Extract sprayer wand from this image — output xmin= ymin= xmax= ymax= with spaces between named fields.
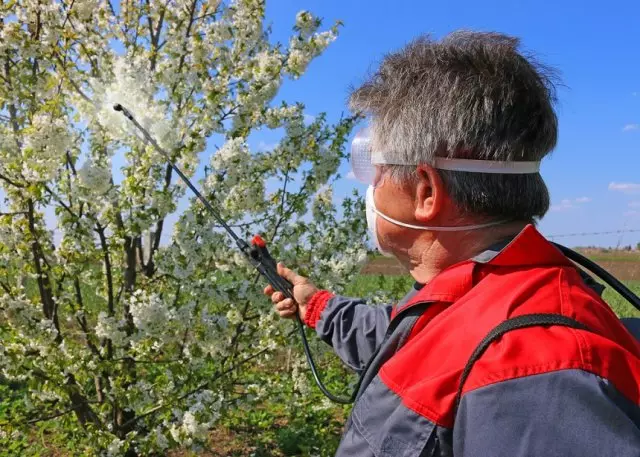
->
xmin=113 ymin=103 xmax=356 ymax=404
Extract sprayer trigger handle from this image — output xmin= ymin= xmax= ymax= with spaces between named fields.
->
xmin=250 ymin=235 xmax=294 ymax=297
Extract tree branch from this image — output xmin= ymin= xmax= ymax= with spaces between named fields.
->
xmin=270 ymin=167 xmax=291 ymax=241
xmin=72 ymin=278 xmax=102 ymax=358
xmin=65 ymin=373 xmax=103 ymax=428
xmin=145 ymin=164 xmax=172 ymax=276
xmin=44 ymin=185 xmax=80 ymax=219
xmin=26 ymin=199 xmax=57 ymax=330
xmin=96 ymin=225 xmax=115 ymax=317
xmin=0 ymin=279 xmax=14 ymax=298
xmin=0 ymin=172 xmax=25 ymax=189
xmin=168 ymin=0 xmax=198 ymax=97
xmin=26 ymin=405 xmax=78 ymax=425
xmin=121 ymin=345 xmax=274 ymax=429
xmin=95 ymin=224 xmax=115 ymax=360
xmin=29 ymin=7 xmax=42 ymax=111
xmin=60 ymin=0 xmax=76 ymax=29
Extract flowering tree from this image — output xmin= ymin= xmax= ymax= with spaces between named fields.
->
xmin=0 ymin=1 xmax=368 ymax=454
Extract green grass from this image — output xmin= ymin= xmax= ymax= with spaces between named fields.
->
xmin=347 ymin=274 xmax=640 ymax=319
xmin=602 ymin=280 xmax=640 ymax=318
xmin=580 ymin=253 xmax=640 ymax=263
xmin=343 ymin=274 xmax=414 ymax=299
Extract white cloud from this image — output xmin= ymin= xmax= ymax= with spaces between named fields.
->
xmin=551 ymin=199 xmax=575 ymax=212
xmin=622 ymin=124 xmax=640 ymax=132
xmin=550 ymin=197 xmax=591 ymax=212
xmin=608 ymin=182 xmax=640 ymax=193
xmin=304 ymin=114 xmax=316 ymax=125
xmin=624 ymin=210 xmax=640 ymax=217
xmin=629 ymin=201 xmax=640 ymax=208
xmin=633 ymin=92 xmax=639 ymax=97
xmin=346 ymin=170 xmax=356 ymax=180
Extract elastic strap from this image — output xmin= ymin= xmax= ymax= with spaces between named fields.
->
xmin=371 ymin=154 xmax=541 ymax=174
xmin=453 ymin=313 xmax=591 ymax=415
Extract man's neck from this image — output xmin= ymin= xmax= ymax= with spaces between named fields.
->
xmin=405 ymin=221 xmax=529 ymax=284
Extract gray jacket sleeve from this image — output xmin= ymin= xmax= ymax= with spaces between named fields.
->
xmin=454 ymin=369 xmax=640 ymax=457
xmin=315 ymin=295 xmax=392 ymax=372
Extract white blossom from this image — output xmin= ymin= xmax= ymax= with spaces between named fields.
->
xmin=78 ymin=159 xmax=112 ymax=194
xmin=106 ymin=438 xmax=124 ymax=457
xmin=182 ymin=411 xmax=209 ymax=439
xmin=295 ymin=11 xmax=318 ymax=36
xmin=211 ymin=137 xmax=249 ymax=169
xmin=88 ymin=56 xmax=175 ymax=152
xmin=128 ymin=290 xmax=170 ymax=337
xmin=21 ymin=114 xmax=72 ymax=182
xmin=95 ymin=313 xmax=127 ymax=347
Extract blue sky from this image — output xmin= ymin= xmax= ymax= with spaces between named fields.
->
xmin=16 ymin=1 xmax=637 ymax=248
xmin=256 ymin=0 xmax=640 ymax=248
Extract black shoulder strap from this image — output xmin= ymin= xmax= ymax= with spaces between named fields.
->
xmin=453 ymin=313 xmax=591 ymax=415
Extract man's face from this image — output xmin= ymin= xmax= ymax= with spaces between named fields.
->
xmin=371 ymin=164 xmax=451 ymax=261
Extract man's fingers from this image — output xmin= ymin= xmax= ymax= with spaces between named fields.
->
xmin=264 ymin=285 xmax=274 ymax=296
xmin=278 ymin=308 xmax=296 ymax=317
xmin=275 ymin=298 xmax=296 ymax=314
xmin=271 ymin=292 xmax=285 ymax=304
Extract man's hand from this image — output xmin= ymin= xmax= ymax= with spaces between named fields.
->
xmin=263 ymin=263 xmax=318 ymax=320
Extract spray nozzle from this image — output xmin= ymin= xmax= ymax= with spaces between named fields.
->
xmin=113 ymin=103 xmax=123 ymax=112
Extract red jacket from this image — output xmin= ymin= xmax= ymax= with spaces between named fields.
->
xmin=304 ymin=224 xmax=640 ymax=456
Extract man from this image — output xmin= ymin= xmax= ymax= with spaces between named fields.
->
xmin=264 ymin=31 xmax=640 ymax=456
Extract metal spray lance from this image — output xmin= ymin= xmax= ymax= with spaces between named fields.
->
xmin=113 ymin=103 xmax=358 ymax=404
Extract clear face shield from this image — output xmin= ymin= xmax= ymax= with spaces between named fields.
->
xmin=350 ymin=127 xmax=542 ymax=185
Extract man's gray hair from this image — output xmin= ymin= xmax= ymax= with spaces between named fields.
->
xmin=349 ymin=31 xmax=559 ymax=222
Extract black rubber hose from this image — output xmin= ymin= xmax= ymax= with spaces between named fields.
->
xmin=552 ymin=242 xmax=640 ymax=312
xmin=294 ymin=314 xmax=357 ymax=404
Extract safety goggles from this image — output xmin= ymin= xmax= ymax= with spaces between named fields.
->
xmin=350 ymin=127 xmax=541 ymax=185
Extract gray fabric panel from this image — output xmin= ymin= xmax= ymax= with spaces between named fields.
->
xmin=353 ymin=303 xmax=428 ymax=400
xmin=622 ymin=318 xmax=640 ymax=342
xmin=315 ymin=286 xmax=421 ymax=373
xmin=454 ymin=369 xmax=640 ymax=457
xmin=336 ymin=376 xmax=437 ymax=457
xmin=315 ymin=296 xmax=392 ymax=372
xmin=471 ymin=236 xmax=515 ymax=263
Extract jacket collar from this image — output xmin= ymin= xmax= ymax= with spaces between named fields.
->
xmin=397 ymin=224 xmax=572 ymax=312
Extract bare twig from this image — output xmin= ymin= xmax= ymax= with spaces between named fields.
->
xmin=270 ymin=167 xmax=291 ymax=242
xmin=145 ymin=163 xmax=172 ymax=276
xmin=0 ymin=280 xmax=13 ymax=297
xmin=61 ymin=0 xmax=76 ymax=29
xmin=26 ymin=199 xmax=57 ymax=327
xmin=26 ymin=405 xmax=78 ymax=425
xmin=44 ymin=185 xmax=80 ymax=219
xmin=72 ymin=279 xmax=102 ymax=358
xmin=0 ymin=172 xmax=24 ymax=189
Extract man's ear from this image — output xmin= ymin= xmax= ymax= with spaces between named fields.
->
xmin=414 ymin=165 xmax=444 ymax=222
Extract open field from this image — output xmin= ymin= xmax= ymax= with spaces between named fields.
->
xmin=362 ymin=249 xmax=640 ymax=281
xmin=359 ymin=249 xmax=640 ymax=318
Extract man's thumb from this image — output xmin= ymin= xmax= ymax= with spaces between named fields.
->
xmin=277 ymin=263 xmax=302 ymax=284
